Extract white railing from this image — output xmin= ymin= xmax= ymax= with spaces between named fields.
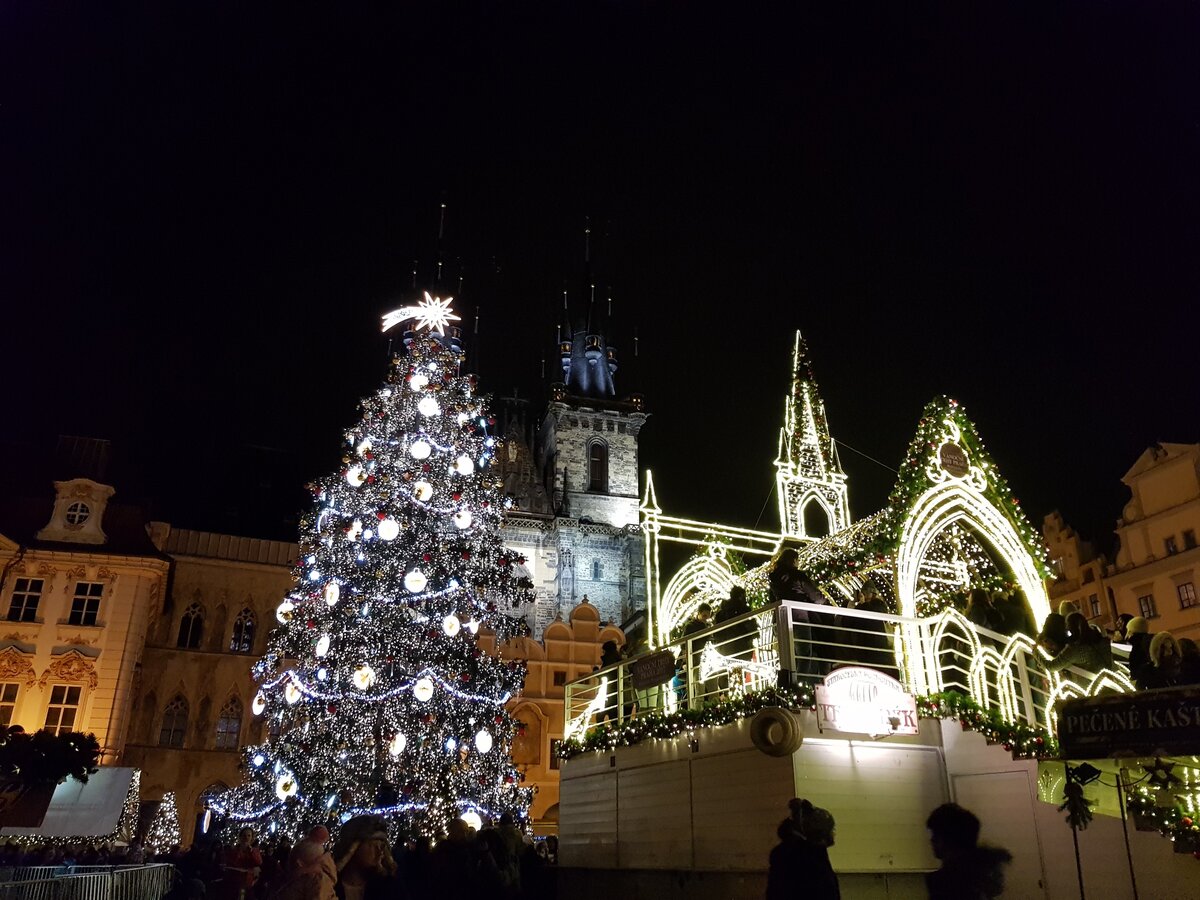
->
xmin=565 ymin=600 xmax=1133 ymax=742
xmin=0 ymin=866 xmax=174 ymax=900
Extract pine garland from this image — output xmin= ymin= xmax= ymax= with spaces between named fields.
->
xmin=558 ymin=686 xmax=1056 ymax=760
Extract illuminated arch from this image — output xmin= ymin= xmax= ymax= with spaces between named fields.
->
xmin=1044 ymin=667 xmax=1135 ymax=736
xmin=656 ymin=549 xmax=736 ymax=645
xmin=798 ymin=492 xmax=834 ymax=538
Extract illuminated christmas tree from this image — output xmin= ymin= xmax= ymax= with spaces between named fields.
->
xmin=214 ymin=294 xmax=531 ymax=838
xmin=146 ymin=792 xmax=181 ymax=852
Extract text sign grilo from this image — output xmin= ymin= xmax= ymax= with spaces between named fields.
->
xmin=1056 ymin=686 xmax=1200 ymax=758
xmin=815 ymin=666 xmax=919 ymax=737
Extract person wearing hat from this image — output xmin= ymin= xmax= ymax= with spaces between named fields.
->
xmin=1125 ymin=616 xmax=1153 ymax=687
xmin=766 ymin=799 xmax=840 ymax=900
xmin=332 ymin=816 xmax=397 ymax=900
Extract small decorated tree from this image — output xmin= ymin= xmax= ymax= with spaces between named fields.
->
xmin=145 ymin=792 xmax=181 ymax=852
xmin=214 ymin=294 xmax=531 ymax=838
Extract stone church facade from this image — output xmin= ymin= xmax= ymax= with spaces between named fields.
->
xmin=494 ymin=312 xmax=648 ymax=636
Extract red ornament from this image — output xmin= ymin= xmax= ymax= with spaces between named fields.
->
xmin=462 ymin=552 xmax=471 ymax=560
xmin=366 ymin=475 xmax=376 ymax=484
xmin=377 ymin=511 xmax=387 ymax=520
xmin=422 ymin=463 xmax=431 ymax=473
xmin=453 ymin=492 xmax=462 ymax=501
xmin=307 ymin=619 xmax=316 ymax=629
xmin=460 ymin=672 xmax=471 ymax=682
xmin=494 ymin=715 xmax=503 ymax=724
xmin=423 ymin=553 xmax=432 ymax=562
xmin=499 ymin=558 xmax=509 ymax=567
xmin=327 ymin=704 xmax=337 ymax=714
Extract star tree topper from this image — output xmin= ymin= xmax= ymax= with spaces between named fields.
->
xmin=382 ymin=292 xmax=461 ymax=335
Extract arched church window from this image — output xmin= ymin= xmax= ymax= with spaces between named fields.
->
xmin=177 ymin=603 xmax=205 ymax=649
xmin=803 ymin=500 xmax=831 ymax=538
xmin=588 ymin=441 xmax=608 ymax=492
xmin=159 ymin=695 xmax=189 ymax=748
xmin=592 ymin=560 xmax=603 ymax=580
xmin=230 ymin=608 xmax=256 ymax=653
xmin=215 ymin=696 xmax=242 ymax=750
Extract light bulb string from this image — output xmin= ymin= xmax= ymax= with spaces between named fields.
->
xmin=260 ymin=667 xmax=512 ymax=706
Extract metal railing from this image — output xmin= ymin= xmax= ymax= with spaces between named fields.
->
xmin=0 ymin=865 xmax=173 ymax=900
xmin=565 ymin=600 xmax=1133 ymax=741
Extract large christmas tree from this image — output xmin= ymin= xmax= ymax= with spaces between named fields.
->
xmin=214 ymin=294 xmax=531 ymax=838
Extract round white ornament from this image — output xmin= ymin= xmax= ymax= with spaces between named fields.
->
xmin=442 ymin=614 xmax=461 ymax=637
xmin=346 ymin=465 xmax=366 ymax=486
xmin=413 ymin=677 xmax=435 ymax=702
xmin=453 ymin=509 xmax=473 ymax=529
xmin=409 ymin=440 xmax=432 ymax=460
xmin=352 ymin=665 xmax=376 ymax=690
xmin=404 ymin=569 xmax=427 ymax=593
xmin=377 ymin=518 xmax=401 ymax=541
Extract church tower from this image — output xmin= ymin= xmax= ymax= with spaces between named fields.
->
xmin=775 ymin=331 xmax=850 ymax=540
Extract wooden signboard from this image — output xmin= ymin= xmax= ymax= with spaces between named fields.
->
xmin=1057 ymin=686 xmax=1200 ymax=758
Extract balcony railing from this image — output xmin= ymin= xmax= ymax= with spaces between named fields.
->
xmin=565 ymin=600 xmax=1133 ymax=743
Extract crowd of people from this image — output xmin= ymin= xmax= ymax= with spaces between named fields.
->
xmin=155 ymin=813 xmax=556 ymax=900
xmin=766 ymin=798 xmax=1011 ymax=900
xmin=0 ymin=839 xmax=155 ymax=868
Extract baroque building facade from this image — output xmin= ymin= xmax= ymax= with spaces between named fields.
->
xmin=1045 ymin=443 xmax=1200 ymax=641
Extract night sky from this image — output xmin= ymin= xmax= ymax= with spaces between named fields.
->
xmin=5 ymin=4 xmax=1199 ymax=552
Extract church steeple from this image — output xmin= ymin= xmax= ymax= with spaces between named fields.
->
xmin=775 ymin=331 xmax=850 ymax=540
xmin=556 ymin=219 xmax=620 ymax=401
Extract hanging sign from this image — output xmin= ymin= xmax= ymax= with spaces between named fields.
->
xmin=815 ymin=666 xmax=919 ymax=737
xmin=1056 ymin=686 xmax=1200 ymax=758
xmin=939 ymin=442 xmax=970 ymax=478
xmin=629 ymin=650 xmax=677 ymax=690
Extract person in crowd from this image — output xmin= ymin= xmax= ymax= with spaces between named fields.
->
xmin=332 ymin=815 xmax=398 ymax=900
xmin=1125 ymin=616 xmax=1153 ymax=685
xmin=267 ymin=833 xmax=337 ymax=900
xmin=965 ymin=588 xmax=1001 ymax=634
xmin=1178 ymin=637 xmax=1200 ymax=684
xmin=1000 ymin=588 xmax=1037 ymax=637
xmin=852 ymin=587 xmax=897 ymax=678
xmin=431 ymin=818 xmax=481 ymax=900
xmin=769 ymin=548 xmax=832 ymax=677
xmin=1044 ymin=612 xmax=1113 ymax=674
xmin=673 ymin=603 xmax=714 ymax=704
xmin=1036 ymin=612 xmax=1069 ymax=657
xmin=218 ymin=828 xmax=263 ymax=900
xmin=925 ymin=803 xmax=1012 ymax=900
xmin=765 ymin=798 xmax=839 ymax=900
xmin=1058 ymin=600 xmax=1080 ymax=618
xmin=596 ymin=639 xmax=623 ymax=724
xmin=1112 ymin=613 xmax=1135 ymax=643
xmin=1140 ymin=632 xmax=1184 ymax=690
xmin=715 ymin=586 xmax=757 ymax=692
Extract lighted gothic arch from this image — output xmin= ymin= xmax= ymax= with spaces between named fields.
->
xmin=656 ymin=548 xmax=736 ymax=645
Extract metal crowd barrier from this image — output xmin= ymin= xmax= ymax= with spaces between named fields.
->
xmin=0 ymin=865 xmax=173 ymax=900
xmin=565 ymin=599 xmax=1133 ymax=741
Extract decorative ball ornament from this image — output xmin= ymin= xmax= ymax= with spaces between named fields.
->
xmin=404 ymin=569 xmax=428 ymax=593
xmin=346 ymin=465 xmax=367 ymax=486
xmin=413 ymin=678 xmax=435 ymax=702
xmin=410 ymin=440 xmax=432 ymax=460
xmin=347 ymin=519 xmax=364 ymax=542
xmin=275 ymin=772 xmax=299 ymax=801
xmin=474 ymin=730 xmax=493 ymax=754
xmin=352 ymin=665 xmax=377 ymax=691
xmin=315 ymin=634 xmax=331 ymax=657
xmin=455 ymin=454 xmax=474 ymax=476
xmin=276 ymin=600 xmax=295 ymax=624
xmin=377 ymin=518 xmax=401 ymax=541
xmin=284 ymin=681 xmax=302 ymax=705
xmin=442 ymin=614 xmax=461 ymax=637
xmin=413 ymin=480 xmax=434 ymax=502
xmin=252 ymin=692 xmax=267 ymax=715
xmin=460 ymin=811 xmax=483 ymax=833
xmin=389 ymin=733 xmax=407 ymax=756
xmin=417 ymin=396 xmax=441 ymax=417
xmin=467 ymin=619 xmax=481 ymax=634
xmin=323 ymin=582 xmax=340 ymax=606
xmin=409 ymin=372 xmax=429 ymax=391
xmin=453 ymin=509 xmax=473 ymax=530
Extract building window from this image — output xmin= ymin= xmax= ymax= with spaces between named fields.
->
xmin=177 ymin=602 xmax=205 ymax=649
xmin=159 ymin=695 xmax=188 ymax=748
xmin=1185 ymin=530 xmax=1197 ymax=550
xmin=7 ymin=578 xmax=44 ymax=623
xmin=1082 ymin=568 xmax=1095 ymax=584
xmin=215 ymin=697 xmax=243 ymax=750
xmin=1138 ymin=594 xmax=1158 ymax=619
xmin=0 ymin=684 xmax=19 ymax=726
xmin=549 ymin=739 xmax=563 ymax=771
xmin=588 ymin=442 xmax=608 ymax=492
xmin=1088 ymin=594 xmax=1100 ymax=618
xmin=44 ymin=685 xmax=82 ymax=735
xmin=230 ymin=608 xmax=256 ymax=653
xmin=1165 ymin=536 xmax=1179 ymax=556
xmin=1178 ymin=582 xmax=1197 ymax=610
xmin=552 ymin=671 xmax=567 ymax=687
xmin=64 ymin=501 xmax=91 ymax=526
xmin=68 ymin=582 xmax=103 ymax=626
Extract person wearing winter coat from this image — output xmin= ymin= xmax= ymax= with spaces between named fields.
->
xmin=1044 ymin=613 xmax=1113 ymax=675
xmin=268 ymin=832 xmax=337 ymax=900
xmin=765 ymin=799 xmax=839 ymax=900
xmin=1140 ymin=632 xmax=1184 ymax=690
xmin=1125 ymin=617 xmax=1153 ymax=687
xmin=925 ymin=803 xmax=1012 ymax=900
xmin=332 ymin=815 xmax=401 ymax=900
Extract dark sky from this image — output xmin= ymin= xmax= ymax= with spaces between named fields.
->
xmin=4 ymin=3 xmax=1199 ymax=550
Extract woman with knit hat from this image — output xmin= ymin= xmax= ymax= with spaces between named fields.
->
xmin=1125 ymin=616 xmax=1153 ymax=688
xmin=1141 ymin=632 xmax=1184 ymax=690
xmin=331 ymin=816 xmax=399 ymax=900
